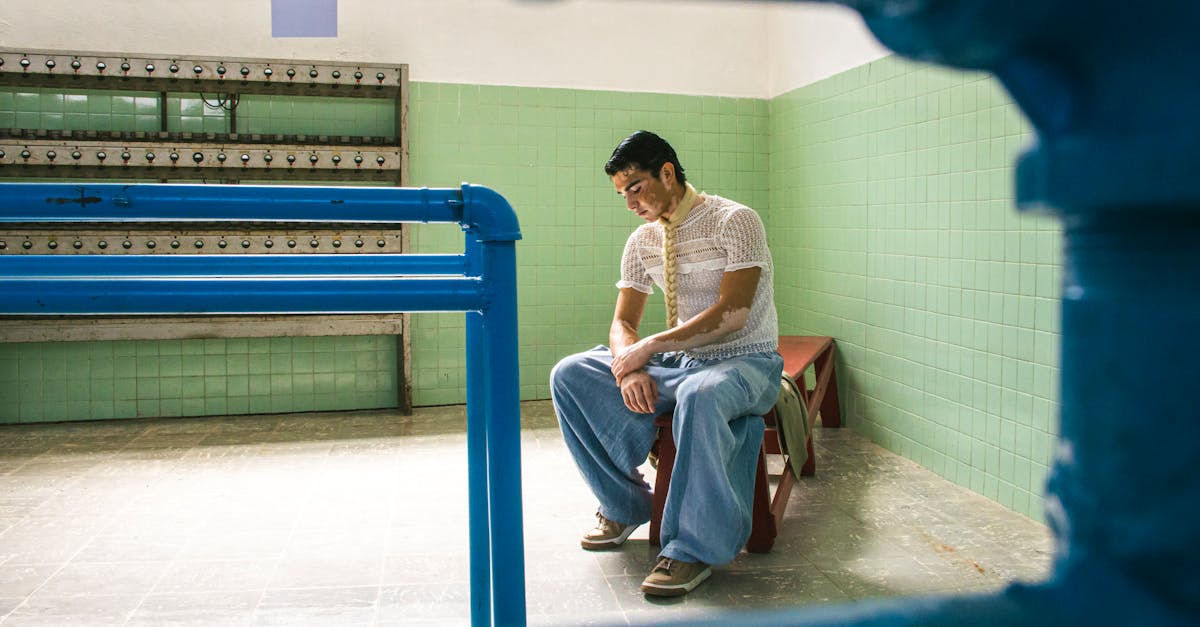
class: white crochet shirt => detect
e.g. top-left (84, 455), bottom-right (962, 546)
top-left (616, 194), bottom-right (779, 360)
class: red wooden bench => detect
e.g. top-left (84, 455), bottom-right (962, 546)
top-left (649, 335), bottom-right (841, 553)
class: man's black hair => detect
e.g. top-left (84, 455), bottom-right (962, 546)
top-left (604, 130), bottom-right (687, 184)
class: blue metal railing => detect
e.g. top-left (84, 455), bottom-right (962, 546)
top-left (0, 182), bottom-right (526, 627)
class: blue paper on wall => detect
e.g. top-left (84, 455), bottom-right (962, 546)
top-left (271, 0), bottom-right (337, 37)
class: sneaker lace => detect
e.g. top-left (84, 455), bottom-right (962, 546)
top-left (655, 558), bottom-right (675, 574)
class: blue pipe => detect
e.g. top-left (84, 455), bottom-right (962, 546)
top-left (0, 182), bottom-right (521, 243)
top-left (644, 0), bottom-right (1200, 625)
top-left (0, 182), bottom-right (525, 626)
top-left (0, 183), bottom-right (463, 224)
top-left (462, 184), bottom-right (523, 242)
top-left (0, 276), bottom-right (485, 315)
top-left (478, 239), bottom-right (526, 626)
top-left (465, 237), bottom-right (494, 627)
top-left (0, 182), bottom-right (521, 242)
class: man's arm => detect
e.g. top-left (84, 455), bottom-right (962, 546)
top-left (610, 288), bottom-right (659, 414)
top-left (610, 266), bottom-right (761, 382)
top-left (610, 287), bottom-right (648, 358)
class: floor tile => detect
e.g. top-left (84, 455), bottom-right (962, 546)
top-left (266, 556), bottom-right (383, 590)
top-left (126, 591), bottom-right (260, 627)
top-left (253, 586), bottom-right (378, 626)
top-left (377, 583), bottom-right (470, 624)
top-left (3, 593), bottom-right (142, 626)
top-left (0, 400), bottom-right (1052, 626)
top-left (35, 561), bottom-right (170, 598)
top-left (152, 559), bottom-right (276, 594)
top-left (0, 565), bottom-right (59, 599)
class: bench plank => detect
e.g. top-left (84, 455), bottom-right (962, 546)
top-left (778, 335), bottom-right (842, 428)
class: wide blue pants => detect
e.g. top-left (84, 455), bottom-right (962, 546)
top-left (550, 346), bottom-right (783, 565)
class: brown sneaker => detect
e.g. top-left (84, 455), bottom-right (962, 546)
top-left (580, 512), bottom-right (639, 550)
top-left (640, 557), bottom-right (712, 597)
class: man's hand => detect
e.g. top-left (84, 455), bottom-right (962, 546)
top-left (611, 337), bottom-right (655, 383)
top-left (619, 370), bottom-right (659, 414)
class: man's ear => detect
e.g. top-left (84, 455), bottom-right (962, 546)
top-left (658, 162), bottom-right (676, 187)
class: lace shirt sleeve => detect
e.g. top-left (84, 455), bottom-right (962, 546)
top-left (616, 229), bottom-right (654, 294)
top-left (719, 206), bottom-right (771, 272)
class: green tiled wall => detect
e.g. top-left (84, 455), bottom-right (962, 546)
top-left (0, 337), bottom-right (397, 423)
top-left (0, 88), bottom-right (395, 137)
top-left (166, 94), bottom-right (231, 133)
top-left (0, 86), bottom-right (401, 424)
top-left (211, 95), bottom-right (396, 137)
top-left (162, 92), bottom-right (396, 135)
top-left (0, 88), bottom-right (161, 132)
top-left (768, 57), bottom-right (1062, 521)
top-left (2, 63), bottom-right (1062, 523)
top-left (405, 82), bottom-right (770, 405)
top-left (1, 81), bottom-right (769, 416)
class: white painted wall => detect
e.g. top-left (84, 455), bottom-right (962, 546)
top-left (0, 0), bottom-right (886, 98)
top-left (766, 2), bottom-right (889, 97)
top-left (0, 0), bottom-right (766, 97)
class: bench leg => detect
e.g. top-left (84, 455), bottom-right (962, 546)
top-left (746, 447), bottom-right (777, 553)
top-left (771, 463), bottom-right (797, 529)
top-left (800, 433), bottom-right (816, 477)
top-left (649, 426), bottom-right (675, 548)
top-left (818, 360), bottom-right (842, 428)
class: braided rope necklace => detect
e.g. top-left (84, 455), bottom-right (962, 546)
top-left (659, 183), bottom-right (699, 328)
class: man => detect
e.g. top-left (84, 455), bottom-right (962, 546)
top-left (551, 130), bottom-right (782, 597)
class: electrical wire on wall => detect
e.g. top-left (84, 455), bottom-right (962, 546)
top-left (200, 93), bottom-right (240, 112)
top-left (199, 92), bottom-right (240, 137)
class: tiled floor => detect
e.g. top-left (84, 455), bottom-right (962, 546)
top-left (0, 401), bottom-right (1052, 626)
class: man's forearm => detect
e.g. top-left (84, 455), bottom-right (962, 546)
top-left (609, 319), bottom-right (641, 358)
top-left (641, 302), bottom-right (749, 355)
top-left (608, 299), bottom-right (750, 384)
top-left (635, 265), bottom-right (760, 357)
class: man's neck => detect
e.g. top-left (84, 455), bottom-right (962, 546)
top-left (662, 187), bottom-right (687, 221)
top-left (660, 183), bottom-right (697, 225)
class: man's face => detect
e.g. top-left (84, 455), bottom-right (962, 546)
top-left (611, 166), bottom-right (673, 223)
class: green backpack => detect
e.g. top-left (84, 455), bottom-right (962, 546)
top-left (773, 372), bottom-right (810, 474)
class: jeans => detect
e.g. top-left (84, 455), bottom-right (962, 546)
top-left (550, 346), bottom-right (784, 565)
